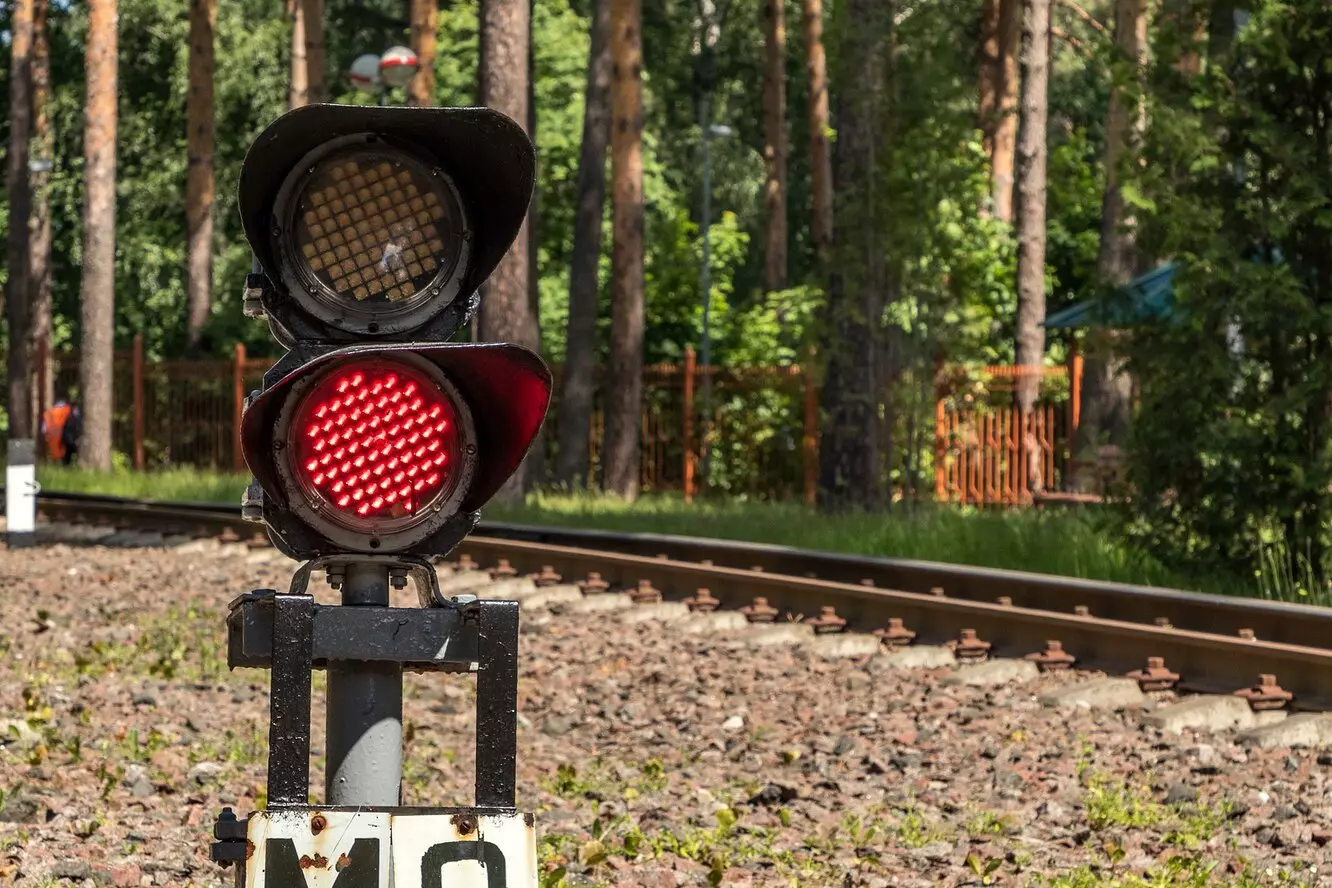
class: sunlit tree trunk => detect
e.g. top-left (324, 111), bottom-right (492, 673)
top-left (817, 0), bottom-right (887, 510)
top-left (5, 0), bottom-right (35, 439)
top-left (992, 0), bottom-right (1021, 222)
top-left (301, 0), bottom-right (327, 103)
top-left (802, 0), bottom-right (832, 265)
top-left (289, 0), bottom-right (308, 108)
top-left (80, 0), bottom-right (118, 470)
top-left (603, 0), bottom-right (645, 499)
top-left (186, 0), bottom-right (217, 350)
top-left (1013, 0), bottom-right (1050, 416)
top-left (30, 0), bottom-right (53, 419)
top-left (409, 0), bottom-right (437, 105)
top-left (978, 0), bottom-right (1002, 164)
top-left (479, 0), bottom-right (539, 499)
top-left (762, 0), bottom-right (788, 292)
top-left (554, 0), bottom-right (611, 489)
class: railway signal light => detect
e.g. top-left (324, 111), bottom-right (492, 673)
top-left (236, 104), bottom-right (549, 559)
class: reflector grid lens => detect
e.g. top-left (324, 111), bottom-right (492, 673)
top-left (291, 360), bottom-right (462, 525)
top-left (292, 150), bottom-right (459, 308)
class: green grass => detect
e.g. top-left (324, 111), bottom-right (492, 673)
top-left (33, 466), bottom-right (1254, 596)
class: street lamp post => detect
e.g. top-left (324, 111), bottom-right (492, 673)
top-left (698, 94), bottom-right (731, 490)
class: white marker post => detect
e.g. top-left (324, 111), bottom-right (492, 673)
top-left (5, 439), bottom-right (37, 547)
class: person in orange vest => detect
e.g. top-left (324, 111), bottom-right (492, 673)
top-left (40, 395), bottom-right (81, 465)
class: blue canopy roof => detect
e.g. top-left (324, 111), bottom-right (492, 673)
top-left (1044, 263), bottom-right (1178, 329)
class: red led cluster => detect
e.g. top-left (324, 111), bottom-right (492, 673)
top-left (292, 360), bottom-right (461, 523)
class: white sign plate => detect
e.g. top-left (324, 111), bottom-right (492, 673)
top-left (243, 809), bottom-right (536, 888)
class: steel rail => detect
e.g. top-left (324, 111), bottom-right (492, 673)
top-left (24, 492), bottom-right (1332, 709)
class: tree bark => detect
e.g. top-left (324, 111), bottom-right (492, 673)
top-left (1074, 0), bottom-right (1145, 488)
top-left (817, 0), bottom-right (886, 510)
top-left (30, 0), bottom-right (52, 418)
top-left (301, 0), bottom-right (327, 103)
top-left (408, 0), bottom-right (438, 105)
top-left (761, 0), bottom-right (788, 292)
top-left (289, 0), bottom-right (308, 109)
top-left (802, 0), bottom-right (833, 265)
top-left (185, 0), bottom-right (217, 350)
top-left (1013, 0), bottom-right (1050, 415)
top-left (992, 0), bottom-right (1021, 222)
top-left (554, 0), bottom-right (612, 489)
top-left (479, 0), bottom-right (539, 500)
top-left (5, 0), bottom-right (35, 440)
top-left (603, 0), bottom-right (645, 499)
top-left (978, 0), bottom-right (1002, 163)
top-left (80, 0), bottom-right (118, 470)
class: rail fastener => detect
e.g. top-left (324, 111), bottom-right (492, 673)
top-left (1026, 640), bottom-right (1076, 671)
top-left (1234, 674), bottom-right (1293, 711)
top-left (874, 618), bottom-right (916, 647)
top-left (684, 588), bottom-right (720, 613)
top-left (1129, 656), bottom-right (1180, 691)
top-left (805, 606), bottom-right (847, 634)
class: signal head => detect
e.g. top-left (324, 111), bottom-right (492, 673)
top-left (242, 342), bottom-right (550, 560)
top-left (238, 104), bottom-right (535, 346)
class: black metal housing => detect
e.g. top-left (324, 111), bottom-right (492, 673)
top-left (240, 341), bottom-right (551, 561)
top-left (238, 104), bottom-right (535, 346)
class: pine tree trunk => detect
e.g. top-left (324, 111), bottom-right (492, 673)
top-left (554, 0), bottom-right (612, 489)
top-left (603, 0), bottom-right (645, 499)
top-left (5, 0), bottom-right (35, 440)
top-left (289, 0), bottom-right (308, 109)
top-left (761, 0), bottom-right (788, 292)
top-left (817, 0), bottom-right (886, 510)
top-left (992, 0), bottom-right (1021, 222)
top-left (30, 0), bottom-right (52, 418)
top-left (185, 0), bottom-right (217, 350)
top-left (1013, 0), bottom-right (1050, 416)
top-left (80, 0), bottom-right (118, 470)
top-left (978, 0), bottom-right (1002, 163)
top-left (301, 0), bottom-right (327, 103)
top-left (1074, 0), bottom-right (1145, 489)
top-left (479, 0), bottom-right (538, 501)
top-left (802, 0), bottom-right (833, 265)
top-left (408, 0), bottom-right (437, 105)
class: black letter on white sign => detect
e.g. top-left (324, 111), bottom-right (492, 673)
top-left (263, 837), bottom-right (381, 887)
top-left (420, 840), bottom-right (506, 888)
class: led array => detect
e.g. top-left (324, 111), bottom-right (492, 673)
top-left (294, 154), bottom-right (451, 304)
top-left (292, 362), bottom-right (460, 522)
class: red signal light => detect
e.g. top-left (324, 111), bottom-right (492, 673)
top-left (287, 358), bottom-right (464, 530)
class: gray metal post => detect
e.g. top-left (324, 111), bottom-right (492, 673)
top-left (325, 562), bottom-right (403, 806)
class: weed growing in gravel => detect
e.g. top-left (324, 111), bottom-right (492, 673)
top-left (1083, 771), bottom-right (1167, 830)
top-left (894, 803), bottom-right (944, 848)
top-left (68, 605), bottom-right (225, 682)
top-left (1043, 854), bottom-right (1316, 888)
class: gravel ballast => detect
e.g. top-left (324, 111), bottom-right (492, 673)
top-left (0, 532), bottom-right (1329, 886)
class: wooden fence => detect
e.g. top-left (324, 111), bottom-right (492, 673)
top-left (33, 339), bottom-right (1083, 506)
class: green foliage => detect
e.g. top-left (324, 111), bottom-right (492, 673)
top-left (1121, 0), bottom-right (1332, 593)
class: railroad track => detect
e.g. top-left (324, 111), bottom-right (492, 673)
top-left (22, 491), bottom-right (1332, 714)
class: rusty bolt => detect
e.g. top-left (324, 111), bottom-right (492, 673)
top-left (1234, 674), bottom-right (1292, 711)
top-left (1025, 640), bottom-right (1075, 671)
top-left (336, 853), bottom-right (352, 872)
top-left (805, 606), bottom-right (847, 634)
top-left (389, 569), bottom-right (408, 590)
top-left (997, 596), bottom-right (1013, 607)
top-left (874, 617), bottom-right (916, 647)
top-left (310, 814), bottom-right (328, 835)
top-left (299, 853), bottom-right (329, 870)
top-left (532, 565), bottom-right (562, 587)
top-left (1074, 605), bottom-right (1091, 617)
top-left (457, 554), bottom-right (478, 571)
top-left (954, 629), bottom-right (992, 662)
top-left (684, 588), bottom-right (720, 612)
top-left (929, 586), bottom-right (946, 597)
top-left (491, 558), bottom-right (518, 579)
top-left (1238, 628), bottom-right (1256, 641)
top-left (1154, 617), bottom-right (1173, 629)
top-left (1128, 656), bottom-right (1180, 691)
top-left (860, 579), bottom-right (875, 587)
top-left (631, 579), bottom-right (662, 604)
top-left (451, 813), bottom-right (477, 835)
top-left (751, 565), bottom-right (765, 573)
top-left (700, 559), bottom-right (714, 566)
top-left (740, 597), bottom-right (779, 623)
top-left (579, 572), bottom-right (609, 595)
